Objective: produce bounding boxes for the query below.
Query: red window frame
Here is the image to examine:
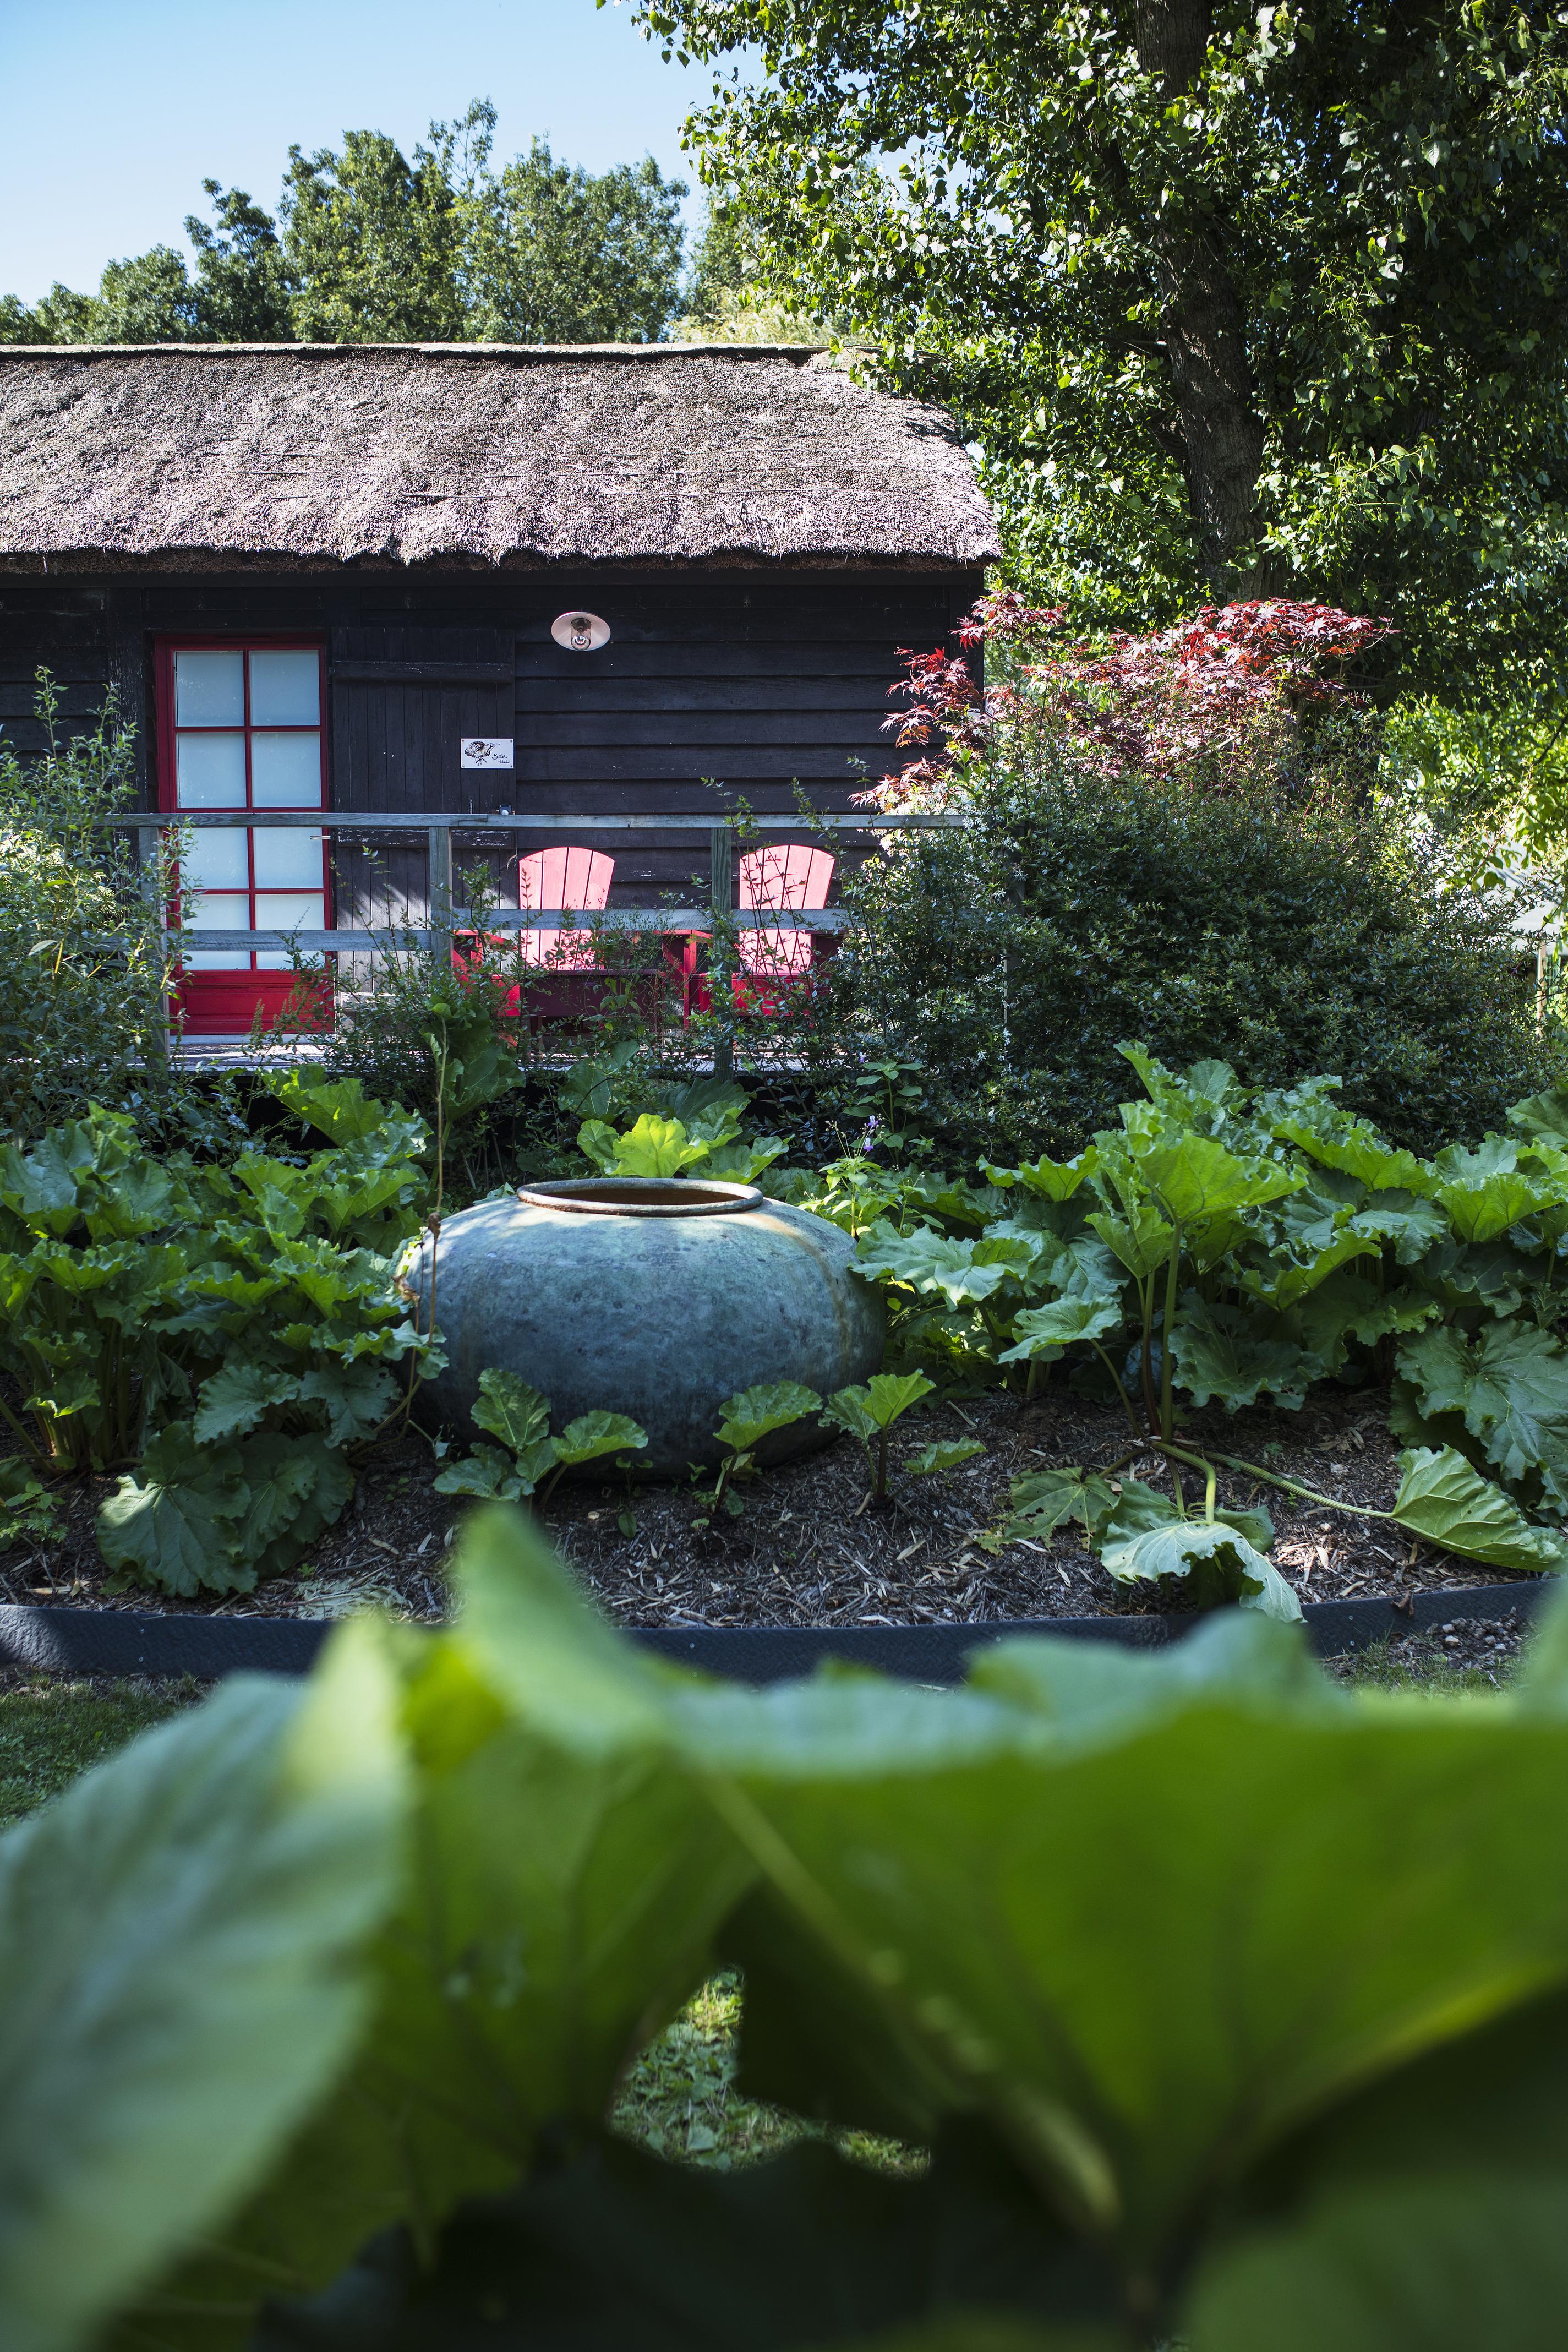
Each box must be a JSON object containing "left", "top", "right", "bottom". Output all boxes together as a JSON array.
[{"left": 154, "top": 636, "right": 331, "bottom": 1035}]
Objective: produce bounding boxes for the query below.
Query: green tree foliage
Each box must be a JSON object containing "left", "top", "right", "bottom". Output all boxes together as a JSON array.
[
  {"left": 467, "top": 138, "right": 689, "bottom": 342},
  {"left": 832, "top": 599, "right": 1562, "bottom": 1158},
  {"left": 0, "top": 676, "right": 182, "bottom": 1140},
  {"left": 634, "top": 0, "right": 1568, "bottom": 690},
  {"left": 674, "top": 193, "right": 823, "bottom": 342},
  {"left": 184, "top": 182, "right": 293, "bottom": 342},
  {"left": 279, "top": 106, "right": 484, "bottom": 343},
  {"left": 0, "top": 99, "right": 687, "bottom": 348}
]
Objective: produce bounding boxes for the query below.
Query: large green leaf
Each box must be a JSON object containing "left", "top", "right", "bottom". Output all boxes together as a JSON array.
[
  {"left": 192, "top": 1360, "right": 301, "bottom": 1444},
  {"left": 128, "top": 1515, "right": 752, "bottom": 2349},
  {"left": 1413, "top": 1237, "right": 1543, "bottom": 1319},
  {"left": 95, "top": 1424, "right": 255, "bottom": 1598},
  {"left": 254, "top": 2124, "right": 1123, "bottom": 2351},
  {"left": 981, "top": 1147, "right": 1101, "bottom": 1202},
  {"left": 1188, "top": 1982, "right": 1568, "bottom": 2349},
  {"left": 1237, "top": 1227, "right": 1379, "bottom": 1312},
  {"left": 0, "top": 1624, "right": 404, "bottom": 2352},
  {"left": 1269, "top": 1112, "right": 1436, "bottom": 1198},
  {"left": 554, "top": 1411, "right": 650, "bottom": 1470},
  {"left": 854, "top": 1224, "right": 1023, "bottom": 1307},
  {"left": 1001, "top": 1467, "right": 1121, "bottom": 1545},
  {"left": 823, "top": 1373, "right": 936, "bottom": 1444},
  {"left": 1347, "top": 1188, "right": 1450, "bottom": 1264},
  {"left": 1432, "top": 1137, "right": 1567, "bottom": 1245},
  {"left": 432, "top": 1441, "right": 528, "bottom": 1500},
  {"left": 1170, "top": 1300, "right": 1313, "bottom": 1411},
  {"left": 999, "top": 1296, "right": 1125, "bottom": 1363},
  {"left": 1117, "top": 1044, "right": 1244, "bottom": 1130},
  {"left": 1098, "top": 1519, "right": 1302, "bottom": 1620},
  {"left": 472, "top": 1368, "right": 553, "bottom": 1455},
  {"left": 1398, "top": 1319, "right": 1568, "bottom": 1489},
  {"left": 490, "top": 1586, "right": 1568, "bottom": 2271},
  {"left": 267, "top": 1069, "right": 417, "bottom": 1149},
  {"left": 1508, "top": 1082, "right": 1568, "bottom": 1148},
  {"left": 1390, "top": 1447, "right": 1568, "bottom": 1576},
  {"left": 1132, "top": 1132, "right": 1300, "bottom": 1232},
  {"left": 1289, "top": 1269, "right": 1435, "bottom": 1379},
  {"left": 1190, "top": 2175, "right": 1568, "bottom": 2352},
  {"left": 1085, "top": 1198, "right": 1174, "bottom": 1283},
  {"left": 717, "top": 1383, "right": 823, "bottom": 1454}
]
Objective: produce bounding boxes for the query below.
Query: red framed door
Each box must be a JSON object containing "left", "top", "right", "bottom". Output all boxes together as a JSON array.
[{"left": 156, "top": 640, "right": 330, "bottom": 1035}]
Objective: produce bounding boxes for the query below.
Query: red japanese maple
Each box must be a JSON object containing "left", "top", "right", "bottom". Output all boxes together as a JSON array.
[{"left": 869, "top": 593, "right": 1395, "bottom": 808}]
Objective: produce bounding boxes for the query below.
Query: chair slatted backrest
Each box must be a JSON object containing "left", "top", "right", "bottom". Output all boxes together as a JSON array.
[
  {"left": 736, "top": 844, "right": 835, "bottom": 976},
  {"left": 517, "top": 846, "right": 614, "bottom": 967}
]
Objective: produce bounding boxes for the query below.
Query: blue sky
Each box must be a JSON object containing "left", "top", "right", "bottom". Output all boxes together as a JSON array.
[{"left": 0, "top": 0, "right": 721, "bottom": 303}]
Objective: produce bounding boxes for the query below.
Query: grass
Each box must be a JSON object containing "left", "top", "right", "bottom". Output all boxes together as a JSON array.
[
  {"left": 1329, "top": 1634, "right": 1523, "bottom": 1698},
  {"left": 0, "top": 1674, "right": 198, "bottom": 1829},
  {"left": 611, "top": 1969, "right": 921, "bottom": 2175}
]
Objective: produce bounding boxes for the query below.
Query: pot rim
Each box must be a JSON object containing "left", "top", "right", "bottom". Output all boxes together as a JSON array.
[{"left": 514, "top": 1176, "right": 763, "bottom": 1218}]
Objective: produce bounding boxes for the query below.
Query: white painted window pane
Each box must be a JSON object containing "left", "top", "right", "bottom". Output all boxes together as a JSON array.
[
  {"left": 174, "top": 651, "right": 244, "bottom": 726},
  {"left": 255, "top": 890, "right": 324, "bottom": 967},
  {"left": 175, "top": 733, "right": 247, "bottom": 807},
  {"left": 185, "top": 893, "right": 249, "bottom": 964},
  {"left": 253, "top": 830, "right": 323, "bottom": 889},
  {"left": 251, "top": 731, "right": 322, "bottom": 806},
  {"left": 248, "top": 650, "right": 320, "bottom": 725},
  {"left": 181, "top": 832, "right": 249, "bottom": 891}
]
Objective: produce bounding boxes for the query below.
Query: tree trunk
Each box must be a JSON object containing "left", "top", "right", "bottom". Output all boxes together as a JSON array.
[{"left": 1133, "top": 0, "right": 1266, "bottom": 593}]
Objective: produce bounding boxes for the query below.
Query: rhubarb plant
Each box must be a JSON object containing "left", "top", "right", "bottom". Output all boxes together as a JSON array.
[
  {"left": 19, "top": 1514, "right": 1568, "bottom": 2352},
  {"left": 434, "top": 1370, "right": 648, "bottom": 1504}
]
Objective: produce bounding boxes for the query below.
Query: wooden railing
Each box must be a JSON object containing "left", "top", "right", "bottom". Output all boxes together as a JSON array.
[{"left": 107, "top": 809, "right": 962, "bottom": 963}]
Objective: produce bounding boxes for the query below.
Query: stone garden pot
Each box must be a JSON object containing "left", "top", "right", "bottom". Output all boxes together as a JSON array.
[{"left": 412, "top": 1176, "right": 885, "bottom": 1476}]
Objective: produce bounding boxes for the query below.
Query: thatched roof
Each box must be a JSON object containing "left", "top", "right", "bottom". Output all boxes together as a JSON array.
[{"left": 0, "top": 343, "right": 997, "bottom": 572}]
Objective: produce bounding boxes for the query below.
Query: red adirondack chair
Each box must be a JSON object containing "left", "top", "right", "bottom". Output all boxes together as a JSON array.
[
  {"left": 451, "top": 846, "right": 615, "bottom": 1018},
  {"left": 517, "top": 845, "right": 615, "bottom": 968},
  {"left": 677, "top": 842, "right": 837, "bottom": 1017},
  {"left": 737, "top": 843, "right": 835, "bottom": 987}
]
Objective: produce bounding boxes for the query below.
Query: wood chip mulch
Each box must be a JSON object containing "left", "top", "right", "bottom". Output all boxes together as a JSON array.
[{"left": 2, "top": 1385, "right": 1541, "bottom": 1630}]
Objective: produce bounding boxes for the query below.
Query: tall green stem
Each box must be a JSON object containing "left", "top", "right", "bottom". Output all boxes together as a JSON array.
[
  {"left": 1138, "top": 1277, "right": 1158, "bottom": 1431},
  {"left": 1154, "top": 1440, "right": 1394, "bottom": 1524},
  {"left": 1159, "top": 1230, "right": 1182, "bottom": 1444},
  {"left": 1090, "top": 1343, "right": 1142, "bottom": 1446}
]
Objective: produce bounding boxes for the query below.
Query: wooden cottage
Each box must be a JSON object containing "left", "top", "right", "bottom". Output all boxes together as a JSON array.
[{"left": 0, "top": 343, "right": 997, "bottom": 1033}]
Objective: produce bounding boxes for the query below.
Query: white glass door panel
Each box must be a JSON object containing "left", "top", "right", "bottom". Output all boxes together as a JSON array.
[
  {"left": 185, "top": 895, "right": 251, "bottom": 969},
  {"left": 248, "top": 650, "right": 320, "bottom": 725},
  {"left": 252, "top": 732, "right": 323, "bottom": 805},
  {"left": 253, "top": 829, "right": 326, "bottom": 888},
  {"left": 165, "top": 644, "right": 326, "bottom": 983},
  {"left": 175, "top": 733, "right": 247, "bottom": 807},
  {"left": 174, "top": 650, "right": 244, "bottom": 725},
  {"left": 254, "top": 891, "right": 325, "bottom": 969}
]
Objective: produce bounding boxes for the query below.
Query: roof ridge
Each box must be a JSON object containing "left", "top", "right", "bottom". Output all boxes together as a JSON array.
[{"left": 0, "top": 341, "right": 833, "bottom": 362}]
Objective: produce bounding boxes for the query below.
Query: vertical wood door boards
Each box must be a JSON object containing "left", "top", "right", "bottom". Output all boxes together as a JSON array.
[{"left": 327, "top": 626, "right": 513, "bottom": 815}]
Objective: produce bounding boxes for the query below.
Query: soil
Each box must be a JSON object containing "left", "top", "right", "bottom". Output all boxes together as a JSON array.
[{"left": 3, "top": 1384, "right": 1543, "bottom": 1630}]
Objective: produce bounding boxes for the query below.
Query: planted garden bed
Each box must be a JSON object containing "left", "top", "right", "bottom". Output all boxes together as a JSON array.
[
  {"left": 0, "top": 1387, "right": 1537, "bottom": 1630},
  {"left": 6, "top": 1042, "right": 1568, "bottom": 1640}
]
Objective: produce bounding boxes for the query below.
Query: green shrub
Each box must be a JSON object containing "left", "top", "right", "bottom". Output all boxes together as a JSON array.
[
  {"left": 9, "top": 1513, "right": 1568, "bottom": 2350},
  {"left": 0, "top": 1070, "right": 436, "bottom": 1596},
  {"left": 834, "top": 745, "right": 1560, "bottom": 1160},
  {"left": 0, "top": 675, "right": 185, "bottom": 1143}
]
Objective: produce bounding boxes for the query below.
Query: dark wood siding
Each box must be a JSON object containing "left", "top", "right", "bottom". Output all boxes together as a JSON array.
[
  {"left": 0, "top": 570, "right": 980, "bottom": 922},
  {"left": 0, "top": 588, "right": 110, "bottom": 755}
]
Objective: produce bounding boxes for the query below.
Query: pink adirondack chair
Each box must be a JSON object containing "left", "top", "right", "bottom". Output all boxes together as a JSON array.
[
  {"left": 518, "top": 845, "right": 615, "bottom": 968},
  {"left": 737, "top": 843, "right": 836, "bottom": 983}
]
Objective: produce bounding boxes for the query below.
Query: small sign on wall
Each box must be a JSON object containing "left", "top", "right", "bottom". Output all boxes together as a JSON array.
[{"left": 461, "top": 737, "right": 515, "bottom": 770}]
